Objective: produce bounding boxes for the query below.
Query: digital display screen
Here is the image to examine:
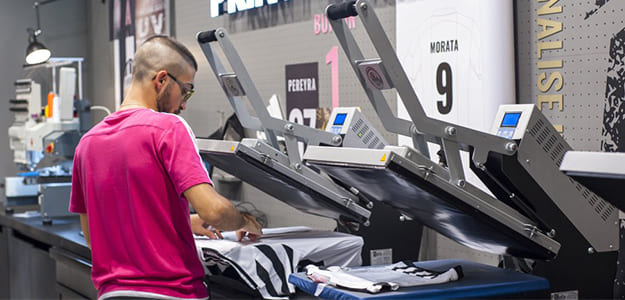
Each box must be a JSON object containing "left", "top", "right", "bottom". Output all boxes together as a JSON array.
[
  {"left": 500, "top": 112, "right": 522, "bottom": 127},
  {"left": 333, "top": 113, "right": 347, "bottom": 125}
]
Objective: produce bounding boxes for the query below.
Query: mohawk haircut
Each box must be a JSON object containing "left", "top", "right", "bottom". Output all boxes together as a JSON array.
[{"left": 132, "top": 35, "right": 198, "bottom": 81}]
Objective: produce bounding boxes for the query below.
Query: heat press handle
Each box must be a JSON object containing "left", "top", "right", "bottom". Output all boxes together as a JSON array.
[
  {"left": 197, "top": 30, "right": 218, "bottom": 43},
  {"left": 326, "top": 0, "right": 358, "bottom": 20}
]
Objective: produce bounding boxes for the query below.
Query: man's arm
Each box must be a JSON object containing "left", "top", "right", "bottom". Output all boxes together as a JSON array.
[
  {"left": 79, "top": 213, "right": 91, "bottom": 249},
  {"left": 190, "top": 214, "right": 223, "bottom": 239},
  {"left": 184, "top": 183, "right": 262, "bottom": 241}
]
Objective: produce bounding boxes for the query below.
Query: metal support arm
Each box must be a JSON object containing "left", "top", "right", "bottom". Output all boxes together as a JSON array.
[{"left": 196, "top": 29, "right": 343, "bottom": 149}]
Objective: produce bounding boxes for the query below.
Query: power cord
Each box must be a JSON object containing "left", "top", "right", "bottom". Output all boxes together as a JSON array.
[
  {"left": 235, "top": 201, "right": 268, "bottom": 228},
  {"left": 90, "top": 105, "right": 112, "bottom": 116}
]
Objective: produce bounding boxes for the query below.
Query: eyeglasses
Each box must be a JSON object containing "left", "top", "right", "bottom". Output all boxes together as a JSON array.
[
  {"left": 167, "top": 73, "right": 194, "bottom": 101},
  {"left": 153, "top": 72, "right": 194, "bottom": 102}
]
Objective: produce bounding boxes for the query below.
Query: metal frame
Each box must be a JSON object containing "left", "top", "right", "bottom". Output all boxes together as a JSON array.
[
  {"left": 195, "top": 29, "right": 372, "bottom": 224},
  {"left": 303, "top": 145, "right": 560, "bottom": 258},
  {"left": 23, "top": 57, "right": 84, "bottom": 100},
  {"left": 318, "top": 0, "right": 617, "bottom": 254},
  {"left": 197, "top": 29, "right": 343, "bottom": 167},
  {"left": 197, "top": 138, "right": 371, "bottom": 223},
  {"left": 494, "top": 105, "right": 618, "bottom": 252}
]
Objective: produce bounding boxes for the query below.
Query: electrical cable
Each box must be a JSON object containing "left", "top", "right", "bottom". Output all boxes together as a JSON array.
[
  {"left": 90, "top": 105, "right": 112, "bottom": 116},
  {"left": 235, "top": 201, "right": 268, "bottom": 227}
]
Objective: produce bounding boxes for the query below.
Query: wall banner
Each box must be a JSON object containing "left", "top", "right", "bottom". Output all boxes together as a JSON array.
[
  {"left": 286, "top": 62, "right": 319, "bottom": 128},
  {"left": 109, "top": 0, "right": 172, "bottom": 109}
]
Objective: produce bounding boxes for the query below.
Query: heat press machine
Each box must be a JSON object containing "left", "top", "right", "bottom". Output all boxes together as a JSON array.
[
  {"left": 560, "top": 151, "right": 625, "bottom": 213},
  {"left": 195, "top": 28, "right": 375, "bottom": 229},
  {"left": 195, "top": 26, "right": 430, "bottom": 266},
  {"left": 299, "top": 1, "right": 618, "bottom": 297}
]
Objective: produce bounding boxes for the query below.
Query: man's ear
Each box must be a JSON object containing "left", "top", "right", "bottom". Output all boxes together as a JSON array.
[
  {"left": 154, "top": 70, "right": 167, "bottom": 83},
  {"left": 153, "top": 71, "right": 167, "bottom": 91}
]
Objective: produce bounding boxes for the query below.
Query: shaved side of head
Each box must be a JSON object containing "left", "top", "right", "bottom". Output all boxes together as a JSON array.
[{"left": 132, "top": 36, "right": 198, "bottom": 82}]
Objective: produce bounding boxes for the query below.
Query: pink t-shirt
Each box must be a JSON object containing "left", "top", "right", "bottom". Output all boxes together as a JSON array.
[{"left": 69, "top": 108, "right": 212, "bottom": 299}]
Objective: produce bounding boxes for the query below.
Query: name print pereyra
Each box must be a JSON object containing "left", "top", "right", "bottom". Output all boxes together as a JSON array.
[
  {"left": 430, "top": 39, "right": 459, "bottom": 54},
  {"left": 287, "top": 78, "right": 317, "bottom": 92}
]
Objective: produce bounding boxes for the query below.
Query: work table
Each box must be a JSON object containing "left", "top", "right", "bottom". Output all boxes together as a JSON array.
[{"left": 0, "top": 210, "right": 89, "bottom": 258}]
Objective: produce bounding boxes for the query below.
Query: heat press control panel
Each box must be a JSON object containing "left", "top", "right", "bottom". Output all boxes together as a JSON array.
[
  {"left": 491, "top": 104, "right": 535, "bottom": 140},
  {"left": 327, "top": 107, "right": 387, "bottom": 149}
]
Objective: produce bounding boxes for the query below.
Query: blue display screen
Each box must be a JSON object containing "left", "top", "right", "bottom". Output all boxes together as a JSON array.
[
  {"left": 500, "top": 112, "right": 522, "bottom": 127},
  {"left": 333, "top": 113, "right": 347, "bottom": 125}
]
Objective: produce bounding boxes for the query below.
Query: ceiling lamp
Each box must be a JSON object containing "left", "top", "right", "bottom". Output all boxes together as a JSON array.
[{"left": 25, "top": 1, "right": 58, "bottom": 65}]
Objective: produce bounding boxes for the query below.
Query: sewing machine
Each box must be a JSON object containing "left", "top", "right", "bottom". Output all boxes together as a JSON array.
[{"left": 5, "top": 58, "right": 89, "bottom": 222}]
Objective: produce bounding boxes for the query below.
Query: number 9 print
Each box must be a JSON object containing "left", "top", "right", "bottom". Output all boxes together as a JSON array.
[{"left": 436, "top": 62, "right": 453, "bottom": 115}]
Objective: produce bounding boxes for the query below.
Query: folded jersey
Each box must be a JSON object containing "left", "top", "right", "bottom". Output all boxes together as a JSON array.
[{"left": 306, "top": 261, "right": 463, "bottom": 295}]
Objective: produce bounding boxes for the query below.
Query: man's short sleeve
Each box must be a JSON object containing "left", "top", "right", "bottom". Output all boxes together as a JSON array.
[
  {"left": 69, "top": 152, "right": 86, "bottom": 213},
  {"left": 158, "top": 117, "right": 213, "bottom": 196}
]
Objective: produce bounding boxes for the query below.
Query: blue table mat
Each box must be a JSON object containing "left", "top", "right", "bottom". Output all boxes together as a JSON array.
[{"left": 288, "top": 259, "right": 549, "bottom": 300}]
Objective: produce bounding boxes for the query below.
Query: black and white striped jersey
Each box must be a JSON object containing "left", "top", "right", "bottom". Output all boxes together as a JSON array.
[{"left": 194, "top": 227, "right": 363, "bottom": 299}]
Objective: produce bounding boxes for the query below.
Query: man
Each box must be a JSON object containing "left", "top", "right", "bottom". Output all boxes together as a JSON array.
[{"left": 69, "top": 35, "right": 262, "bottom": 300}]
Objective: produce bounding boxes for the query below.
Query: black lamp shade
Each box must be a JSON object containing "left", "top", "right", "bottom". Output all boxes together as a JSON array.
[{"left": 25, "top": 37, "right": 51, "bottom": 65}]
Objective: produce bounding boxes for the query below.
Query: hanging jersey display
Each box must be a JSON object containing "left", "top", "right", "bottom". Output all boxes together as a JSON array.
[{"left": 396, "top": 0, "right": 516, "bottom": 135}]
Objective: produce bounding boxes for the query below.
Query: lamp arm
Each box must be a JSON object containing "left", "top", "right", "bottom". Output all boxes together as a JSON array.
[{"left": 33, "top": 0, "right": 59, "bottom": 33}]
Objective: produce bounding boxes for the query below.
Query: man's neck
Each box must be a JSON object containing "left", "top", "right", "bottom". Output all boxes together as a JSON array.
[{"left": 120, "top": 82, "right": 157, "bottom": 111}]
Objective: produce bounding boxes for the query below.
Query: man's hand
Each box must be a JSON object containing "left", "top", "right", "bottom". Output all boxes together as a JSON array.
[
  {"left": 236, "top": 212, "right": 263, "bottom": 241},
  {"left": 185, "top": 184, "right": 262, "bottom": 241},
  {"left": 190, "top": 214, "right": 223, "bottom": 239}
]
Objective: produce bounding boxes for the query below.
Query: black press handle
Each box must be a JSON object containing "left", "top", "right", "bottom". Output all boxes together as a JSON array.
[
  {"left": 197, "top": 30, "right": 218, "bottom": 43},
  {"left": 326, "top": 0, "right": 358, "bottom": 20}
]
